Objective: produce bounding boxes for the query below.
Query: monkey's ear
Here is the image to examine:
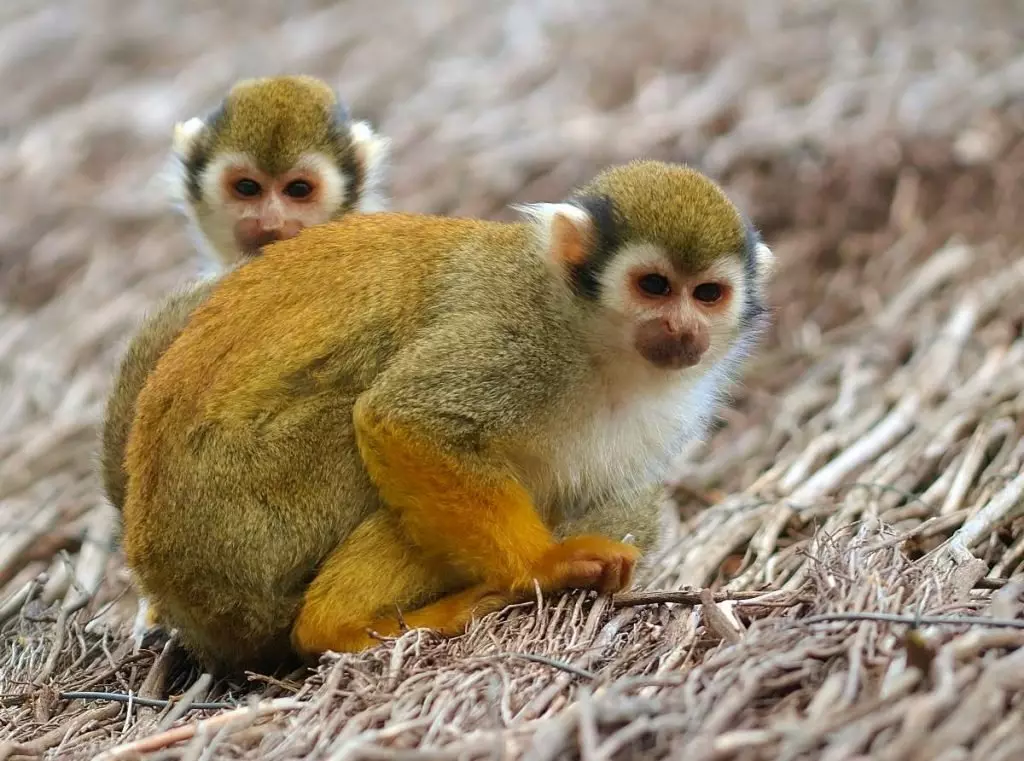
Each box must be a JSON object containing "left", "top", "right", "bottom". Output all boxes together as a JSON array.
[
  {"left": 753, "top": 241, "right": 776, "bottom": 281},
  {"left": 515, "top": 202, "right": 596, "bottom": 270},
  {"left": 348, "top": 121, "right": 391, "bottom": 212},
  {"left": 349, "top": 121, "right": 391, "bottom": 176},
  {"left": 172, "top": 117, "right": 207, "bottom": 158}
]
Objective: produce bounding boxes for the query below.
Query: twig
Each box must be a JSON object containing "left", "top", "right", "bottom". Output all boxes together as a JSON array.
[
  {"left": 802, "top": 612, "right": 1024, "bottom": 629},
  {"left": 156, "top": 673, "right": 214, "bottom": 730},
  {"left": 945, "top": 472, "right": 1024, "bottom": 552},
  {"left": 611, "top": 589, "right": 793, "bottom": 608},
  {"left": 792, "top": 394, "right": 921, "bottom": 504},
  {"left": 0, "top": 704, "right": 121, "bottom": 757},
  {"left": 92, "top": 697, "right": 304, "bottom": 760},
  {"left": 59, "top": 691, "right": 235, "bottom": 710},
  {"left": 496, "top": 652, "right": 596, "bottom": 681},
  {"left": 699, "top": 588, "right": 743, "bottom": 645},
  {"left": 36, "top": 600, "right": 83, "bottom": 683}
]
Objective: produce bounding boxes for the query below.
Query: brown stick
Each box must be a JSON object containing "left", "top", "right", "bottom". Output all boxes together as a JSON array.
[
  {"left": 802, "top": 612, "right": 1024, "bottom": 630},
  {"left": 92, "top": 698, "right": 304, "bottom": 760},
  {"left": 611, "top": 588, "right": 796, "bottom": 608}
]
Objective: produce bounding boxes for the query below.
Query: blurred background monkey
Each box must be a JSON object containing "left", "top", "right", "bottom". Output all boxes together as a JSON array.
[
  {"left": 104, "top": 74, "right": 393, "bottom": 518},
  {"left": 101, "top": 74, "right": 392, "bottom": 644},
  {"left": 169, "top": 74, "right": 390, "bottom": 277}
]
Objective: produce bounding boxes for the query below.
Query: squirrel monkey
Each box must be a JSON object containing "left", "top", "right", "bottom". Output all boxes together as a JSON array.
[
  {"left": 102, "top": 75, "right": 390, "bottom": 643},
  {"left": 168, "top": 74, "right": 390, "bottom": 277},
  {"left": 103, "top": 75, "right": 392, "bottom": 518},
  {"left": 120, "top": 160, "right": 775, "bottom": 673}
]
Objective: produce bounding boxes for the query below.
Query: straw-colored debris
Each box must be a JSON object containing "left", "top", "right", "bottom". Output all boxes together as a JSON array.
[{"left": 2, "top": 1, "right": 1024, "bottom": 759}]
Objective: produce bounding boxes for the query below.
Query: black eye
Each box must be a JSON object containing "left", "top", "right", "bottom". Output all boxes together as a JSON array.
[
  {"left": 233, "top": 178, "right": 262, "bottom": 198},
  {"left": 693, "top": 283, "right": 723, "bottom": 303},
  {"left": 637, "top": 273, "right": 672, "bottom": 297},
  {"left": 284, "top": 180, "right": 313, "bottom": 199}
]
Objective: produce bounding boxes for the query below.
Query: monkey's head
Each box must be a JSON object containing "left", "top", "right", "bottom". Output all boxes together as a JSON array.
[
  {"left": 170, "top": 74, "right": 390, "bottom": 271},
  {"left": 521, "top": 160, "right": 774, "bottom": 374}
]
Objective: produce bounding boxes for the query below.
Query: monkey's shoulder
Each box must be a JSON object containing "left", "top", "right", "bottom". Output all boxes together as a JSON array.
[{"left": 265, "top": 212, "right": 512, "bottom": 268}]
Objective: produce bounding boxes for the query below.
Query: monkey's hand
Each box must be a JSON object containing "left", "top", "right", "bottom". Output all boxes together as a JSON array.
[{"left": 538, "top": 483, "right": 668, "bottom": 596}]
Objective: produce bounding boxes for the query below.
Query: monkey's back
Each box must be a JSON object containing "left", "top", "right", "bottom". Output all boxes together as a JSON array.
[{"left": 121, "top": 212, "right": 526, "bottom": 671}]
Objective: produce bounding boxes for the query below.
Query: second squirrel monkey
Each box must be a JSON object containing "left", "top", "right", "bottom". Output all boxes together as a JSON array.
[
  {"left": 103, "top": 75, "right": 391, "bottom": 643},
  {"left": 121, "top": 160, "right": 775, "bottom": 673},
  {"left": 103, "top": 75, "right": 393, "bottom": 518},
  {"left": 169, "top": 74, "right": 390, "bottom": 277}
]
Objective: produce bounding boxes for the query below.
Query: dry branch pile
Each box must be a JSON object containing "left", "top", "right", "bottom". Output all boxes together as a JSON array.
[{"left": 2, "top": 1, "right": 1024, "bottom": 759}]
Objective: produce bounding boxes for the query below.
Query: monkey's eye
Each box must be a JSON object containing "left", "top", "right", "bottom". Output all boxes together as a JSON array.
[
  {"left": 637, "top": 273, "right": 672, "bottom": 297},
  {"left": 283, "top": 180, "right": 314, "bottom": 199},
  {"left": 233, "top": 178, "right": 262, "bottom": 198},
  {"left": 693, "top": 283, "right": 724, "bottom": 303}
]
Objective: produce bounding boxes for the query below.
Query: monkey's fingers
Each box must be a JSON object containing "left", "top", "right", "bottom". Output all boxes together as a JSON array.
[{"left": 529, "top": 535, "right": 639, "bottom": 596}]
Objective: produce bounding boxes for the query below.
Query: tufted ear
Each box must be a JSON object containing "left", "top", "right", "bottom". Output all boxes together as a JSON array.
[
  {"left": 514, "top": 202, "right": 596, "bottom": 271},
  {"left": 347, "top": 120, "right": 391, "bottom": 212},
  {"left": 753, "top": 241, "right": 776, "bottom": 281},
  {"left": 171, "top": 116, "right": 207, "bottom": 158}
]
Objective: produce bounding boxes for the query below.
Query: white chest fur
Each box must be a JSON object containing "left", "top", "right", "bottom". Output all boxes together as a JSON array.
[{"left": 520, "top": 364, "right": 723, "bottom": 518}]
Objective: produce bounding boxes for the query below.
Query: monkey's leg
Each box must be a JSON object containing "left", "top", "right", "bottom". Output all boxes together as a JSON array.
[
  {"left": 353, "top": 404, "right": 639, "bottom": 598},
  {"left": 291, "top": 511, "right": 515, "bottom": 657}
]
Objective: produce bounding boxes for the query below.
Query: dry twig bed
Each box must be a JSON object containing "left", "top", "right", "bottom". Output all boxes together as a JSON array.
[{"left": 2, "top": 1, "right": 1024, "bottom": 759}]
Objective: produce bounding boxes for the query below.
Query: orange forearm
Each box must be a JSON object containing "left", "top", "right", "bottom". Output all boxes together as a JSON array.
[{"left": 354, "top": 404, "right": 554, "bottom": 589}]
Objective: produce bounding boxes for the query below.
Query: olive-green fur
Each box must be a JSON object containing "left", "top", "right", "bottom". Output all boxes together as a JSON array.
[
  {"left": 185, "top": 75, "right": 363, "bottom": 214},
  {"left": 575, "top": 160, "right": 745, "bottom": 272},
  {"left": 100, "top": 280, "right": 218, "bottom": 519},
  {"left": 215, "top": 75, "right": 352, "bottom": 176}
]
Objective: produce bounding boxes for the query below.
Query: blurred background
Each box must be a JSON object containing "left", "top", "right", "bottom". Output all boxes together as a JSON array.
[{"left": 1, "top": 0, "right": 1023, "bottom": 713}]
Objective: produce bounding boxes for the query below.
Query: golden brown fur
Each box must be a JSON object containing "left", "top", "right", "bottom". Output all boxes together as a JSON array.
[
  {"left": 119, "top": 161, "right": 773, "bottom": 673},
  {"left": 101, "top": 281, "right": 218, "bottom": 524},
  {"left": 103, "top": 77, "right": 392, "bottom": 640}
]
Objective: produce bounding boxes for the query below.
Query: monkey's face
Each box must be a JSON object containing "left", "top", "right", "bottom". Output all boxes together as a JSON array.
[
  {"left": 172, "top": 80, "right": 392, "bottom": 273},
  {"left": 538, "top": 161, "right": 776, "bottom": 375},
  {"left": 593, "top": 243, "right": 749, "bottom": 372},
  {"left": 201, "top": 152, "right": 348, "bottom": 259}
]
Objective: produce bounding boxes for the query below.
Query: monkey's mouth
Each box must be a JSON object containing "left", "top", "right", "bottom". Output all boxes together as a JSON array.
[
  {"left": 235, "top": 230, "right": 285, "bottom": 256},
  {"left": 642, "top": 343, "right": 705, "bottom": 370},
  {"left": 633, "top": 324, "right": 709, "bottom": 370}
]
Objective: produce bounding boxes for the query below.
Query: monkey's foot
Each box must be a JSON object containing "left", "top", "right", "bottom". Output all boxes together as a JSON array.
[
  {"left": 131, "top": 596, "right": 165, "bottom": 649},
  {"left": 395, "top": 583, "right": 513, "bottom": 635},
  {"left": 292, "top": 584, "right": 514, "bottom": 656},
  {"left": 528, "top": 535, "right": 639, "bottom": 595}
]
